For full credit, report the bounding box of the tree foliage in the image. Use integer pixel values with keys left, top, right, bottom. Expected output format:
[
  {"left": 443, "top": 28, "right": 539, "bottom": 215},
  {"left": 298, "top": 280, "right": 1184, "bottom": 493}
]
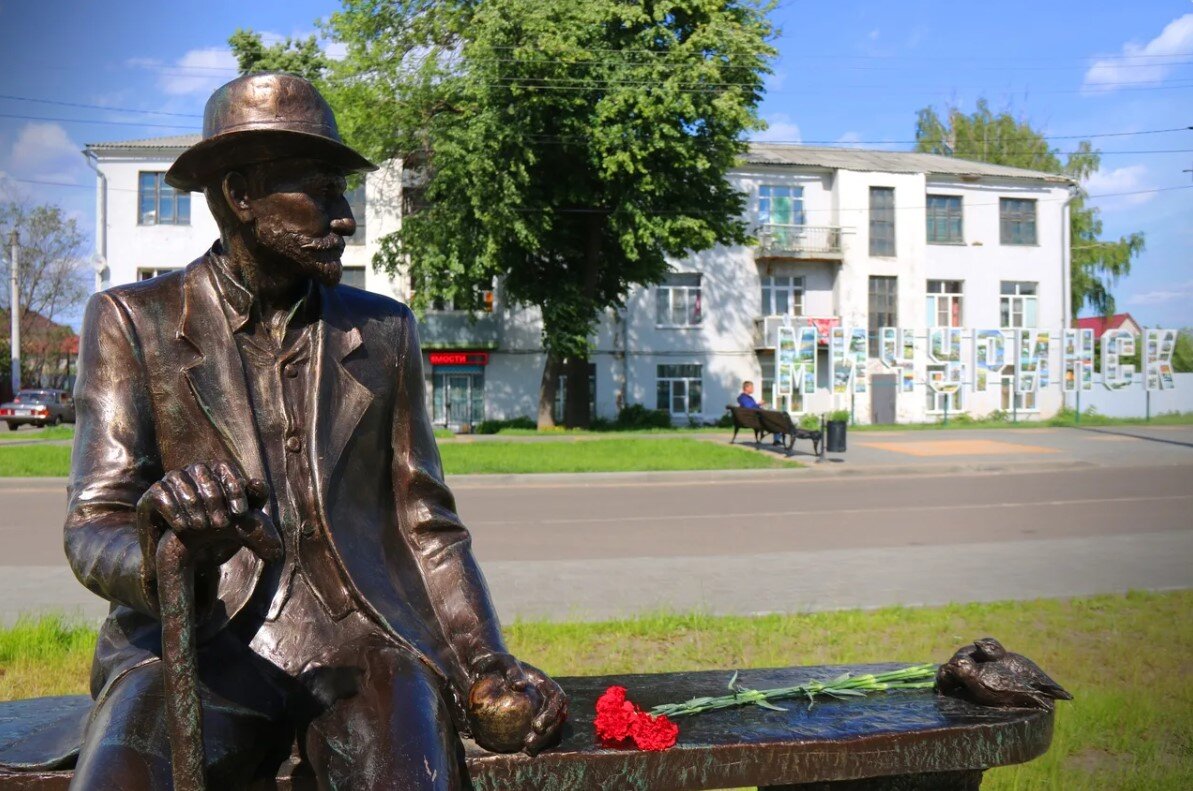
[
  {"left": 228, "top": 29, "right": 331, "bottom": 82},
  {"left": 915, "top": 100, "right": 1144, "bottom": 319},
  {"left": 0, "top": 201, "right": 89, "bottom": 387},
  {"left": 319, "top": 0, "right": 775, "bottom": 426}
]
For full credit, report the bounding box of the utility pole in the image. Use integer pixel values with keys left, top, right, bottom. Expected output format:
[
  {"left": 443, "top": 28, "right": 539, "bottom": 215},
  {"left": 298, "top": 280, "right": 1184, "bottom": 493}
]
[{"left": 8, "top": 230, "right": 19, "bottom": 396}]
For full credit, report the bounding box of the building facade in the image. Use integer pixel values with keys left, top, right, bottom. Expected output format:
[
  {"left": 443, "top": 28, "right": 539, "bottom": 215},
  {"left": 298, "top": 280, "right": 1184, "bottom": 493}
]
[{"left": 83, "top": 137, "right": 1073, "bottom": 427}]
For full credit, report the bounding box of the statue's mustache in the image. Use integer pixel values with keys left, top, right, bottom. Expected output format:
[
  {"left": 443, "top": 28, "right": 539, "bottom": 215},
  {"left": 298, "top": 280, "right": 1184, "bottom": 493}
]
[{"left": 299, "top": 232, "right": 346, "bottom": 254}]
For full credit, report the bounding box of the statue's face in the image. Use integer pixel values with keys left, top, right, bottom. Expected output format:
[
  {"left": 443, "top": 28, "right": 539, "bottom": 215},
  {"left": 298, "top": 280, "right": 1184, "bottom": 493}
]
[{"left": 244, "top": 157, "right": 356, "bottom": 287}]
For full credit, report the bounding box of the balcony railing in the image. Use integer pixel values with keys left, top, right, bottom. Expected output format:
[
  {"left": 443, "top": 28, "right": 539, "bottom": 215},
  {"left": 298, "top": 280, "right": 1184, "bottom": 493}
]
[
  {"left": 755, "top": 224, "right": 843, "bottom": 261},
  {"left": 416, "top": 312, "right": 501, "bottom": 350}
]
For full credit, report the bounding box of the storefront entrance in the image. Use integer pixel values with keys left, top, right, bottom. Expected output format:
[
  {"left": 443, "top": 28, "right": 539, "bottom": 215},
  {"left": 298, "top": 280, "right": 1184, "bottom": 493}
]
[{"left": 428, "top": 351, "right": 490, "bottom": 429}]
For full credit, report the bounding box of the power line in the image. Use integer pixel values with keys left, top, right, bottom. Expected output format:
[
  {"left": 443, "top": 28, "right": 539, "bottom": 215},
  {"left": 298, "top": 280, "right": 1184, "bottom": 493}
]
[
  {"left": 0, "top": 94, "right": 202, "bottom": 119},
  {"left": 0, "top": 112, "right": 198, "bottom": 130}
]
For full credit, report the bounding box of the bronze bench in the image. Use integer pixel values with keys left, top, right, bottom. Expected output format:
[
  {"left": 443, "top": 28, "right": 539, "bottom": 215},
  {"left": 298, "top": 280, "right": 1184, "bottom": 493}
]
[{"left": 1, "top": 663, "right": 1051, "bottom": 790}]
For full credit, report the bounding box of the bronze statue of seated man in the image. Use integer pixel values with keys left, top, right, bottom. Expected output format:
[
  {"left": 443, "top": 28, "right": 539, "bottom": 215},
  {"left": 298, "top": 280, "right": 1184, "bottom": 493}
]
[{"left": 65, "top": 72, "right": 566, "bottom": 790}]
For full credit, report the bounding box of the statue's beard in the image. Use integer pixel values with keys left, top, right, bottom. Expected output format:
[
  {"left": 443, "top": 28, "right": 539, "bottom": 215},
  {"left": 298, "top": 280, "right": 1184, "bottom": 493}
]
[{"left": 252, "top": 222, "right": 345, "bottom": 288}]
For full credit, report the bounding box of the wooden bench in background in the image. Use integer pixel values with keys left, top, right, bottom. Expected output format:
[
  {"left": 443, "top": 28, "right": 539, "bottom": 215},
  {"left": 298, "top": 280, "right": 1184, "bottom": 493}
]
[
  {"left": 726, "top": 406, "right": 822, "bottom": 457},
  {"left": 1, "top": 664, "right": 1052, "bottom": 790}
]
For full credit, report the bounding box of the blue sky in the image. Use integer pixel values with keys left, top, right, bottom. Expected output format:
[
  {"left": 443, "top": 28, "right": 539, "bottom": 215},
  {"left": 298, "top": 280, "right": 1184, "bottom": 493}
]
[{"left": 0, "top": 0, "right": 1190, "bottom": 328}]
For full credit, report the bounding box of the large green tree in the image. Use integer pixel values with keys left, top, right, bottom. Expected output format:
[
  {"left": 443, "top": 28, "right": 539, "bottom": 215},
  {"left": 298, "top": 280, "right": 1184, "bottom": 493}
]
[
  {"left": 915, "top": 100, "right": 1144, "bottom": 320},
  {"left": 228, "top": 29, "right": 330, "bottom": 82},
  {"left": 314, "top": 0, "right": 775, "bottom": 427}
]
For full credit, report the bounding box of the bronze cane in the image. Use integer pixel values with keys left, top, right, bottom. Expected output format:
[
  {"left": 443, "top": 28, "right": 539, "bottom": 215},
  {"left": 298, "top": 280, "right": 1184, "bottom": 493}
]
[{"left": 157, "top": 531, "right": 205, "bottom": 791}]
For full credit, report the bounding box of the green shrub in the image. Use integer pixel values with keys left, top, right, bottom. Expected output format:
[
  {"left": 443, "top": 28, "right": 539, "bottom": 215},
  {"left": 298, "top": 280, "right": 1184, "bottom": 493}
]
[
  {"left": 827, "top": 409, "right": 851, "bottom": 423},
  {"left": 613, "top": 404, "right": 674, "bottom": 430},
  {"left": 714, "top": 412, "right": 735, "bottom": 428},
  {"left": 798, "top": 413, "right": 822, "bottom": 430},
  {"left": 476, "top": 416, "right": 538, "bottom": 434}
]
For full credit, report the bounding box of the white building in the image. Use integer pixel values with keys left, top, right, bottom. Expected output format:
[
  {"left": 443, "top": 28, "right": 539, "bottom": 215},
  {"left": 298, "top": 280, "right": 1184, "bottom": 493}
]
[{"left": 83, "top": 137, "right": 1074, "bottom": 427}]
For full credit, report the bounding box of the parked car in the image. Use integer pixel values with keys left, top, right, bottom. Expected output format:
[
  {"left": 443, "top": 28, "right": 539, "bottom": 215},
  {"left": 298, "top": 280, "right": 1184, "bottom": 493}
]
[{"left": 0, "top": 388, "right": 76, "bottom": 430}]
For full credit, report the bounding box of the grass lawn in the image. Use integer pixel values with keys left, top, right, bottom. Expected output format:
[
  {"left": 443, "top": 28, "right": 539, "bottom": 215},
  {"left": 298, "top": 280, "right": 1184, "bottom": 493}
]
[
  {"left": 0, "top": 425, "right": 75, "bottom": 442},
  {"left": 3, "top": 591, "right": 1188, "bottom": 789},
  {"left": 438, "top": 437, "right": 787, "bottom": 473},
  {"left": 0, "top": 444, "right": 72, "bottom": 476}
]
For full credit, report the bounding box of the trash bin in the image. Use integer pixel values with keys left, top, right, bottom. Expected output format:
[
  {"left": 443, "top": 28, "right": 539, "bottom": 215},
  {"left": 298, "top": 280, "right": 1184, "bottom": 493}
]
[{"left": 825, "top": 420, "right": 847, "bottom": 453}]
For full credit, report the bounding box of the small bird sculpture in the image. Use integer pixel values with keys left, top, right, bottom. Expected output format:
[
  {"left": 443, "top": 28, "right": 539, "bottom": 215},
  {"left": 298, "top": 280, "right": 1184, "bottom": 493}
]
[{"left": 936, "top": 636, "right": 1072, "bottom": 711}]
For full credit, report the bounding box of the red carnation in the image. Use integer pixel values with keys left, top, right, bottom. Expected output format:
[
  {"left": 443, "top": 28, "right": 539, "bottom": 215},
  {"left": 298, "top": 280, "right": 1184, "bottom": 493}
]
[
  {"left": 593, "top": 685, "right": 679, "bottom": 750},
  {"left": 629, "top": 711, "right": 679, "bottom": 751}
]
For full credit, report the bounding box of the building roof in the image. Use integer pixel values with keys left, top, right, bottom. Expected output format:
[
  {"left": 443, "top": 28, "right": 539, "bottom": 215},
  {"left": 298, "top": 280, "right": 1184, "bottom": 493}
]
[
  {"left": 1075, "top": 313, "right": 1141, "bottom": 336},
  {"left": 743, "top": 143, "right": 1075, "bottom": 184},
  {"left": 84, "top": 134, "right": 1072, "bottom": 184},
  {"left": 85, "top": 134, "right": 201, "bottom": 152}
]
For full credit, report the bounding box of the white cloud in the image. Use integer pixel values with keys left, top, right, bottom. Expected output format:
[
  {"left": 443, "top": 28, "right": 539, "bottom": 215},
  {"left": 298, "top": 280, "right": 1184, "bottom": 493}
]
[
  {"left": 752, "top": 113, "right": 801, "bottom": 143},
  {"left": 10, "top": 123, "right": 80, "bottom": 175},
  {"left": 1083, "top": 13, "right": 1193, "bottom": 93},
  {"left": 325, "top": 41, "right": 348, "bottom": 62},
  {"left": 157, "top": 48, "right": 239, "bottom": 96},
  {"left": 868, "top": 29, "right": 880, "bottom": 41},
  {"left": 1083, "top": 164, "right": 1155, "bottom": 206},
  {"left": 1127, "top": 279, "right": 1193, "bottom": 306}
]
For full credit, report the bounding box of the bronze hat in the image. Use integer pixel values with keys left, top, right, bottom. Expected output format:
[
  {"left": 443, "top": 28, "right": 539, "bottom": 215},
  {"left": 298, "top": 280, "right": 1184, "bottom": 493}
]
[{"left": 165, "top": 72, "right": 377, "bottom": 192}]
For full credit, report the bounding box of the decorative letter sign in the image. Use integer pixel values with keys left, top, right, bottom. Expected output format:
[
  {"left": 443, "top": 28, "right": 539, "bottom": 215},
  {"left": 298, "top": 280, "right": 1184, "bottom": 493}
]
[
  {"left": 927, "top": 328, "right": 964, "bottom": 395},
  {"left": 830, "top": 327, "right": 868, "bottom": 395},
  {"left": 972, "top": 329, "right": 1007, "bottom": 393},
  {"left": 1062, "top": 329, "right": 1094, "bottom": 392},
  {"left": 776, "top": 324, "right": 818, "bottom": 399},
  {"left": 1145, "top": 329, "right": 1177, "bottom": 391},
  {"left": 1016, "top": 330, "right": 1052, "bottom": 393},
  {"left": 879, "top": 327, "right": 916, "bottom": 393},
  {"left": 1101, "top": 329, "right": 1136, "bottom": 390}
]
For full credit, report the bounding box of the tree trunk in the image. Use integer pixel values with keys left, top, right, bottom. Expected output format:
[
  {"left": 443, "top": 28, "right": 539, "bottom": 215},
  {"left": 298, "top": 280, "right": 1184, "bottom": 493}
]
[
  {"left": 537, "top": 351, "right": 562, "bottom": 430},
  {"left": 563, "top": 354, "right": 590, "bottom": 428},
  {"left": 562, "top": 215, "right": 602, "bottom": 429}
]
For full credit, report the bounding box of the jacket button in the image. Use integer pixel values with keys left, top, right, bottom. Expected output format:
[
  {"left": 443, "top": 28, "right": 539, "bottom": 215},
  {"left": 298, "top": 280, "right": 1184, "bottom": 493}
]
[{"left": 285, "top": 435, "right": 302, "bottom": 452}]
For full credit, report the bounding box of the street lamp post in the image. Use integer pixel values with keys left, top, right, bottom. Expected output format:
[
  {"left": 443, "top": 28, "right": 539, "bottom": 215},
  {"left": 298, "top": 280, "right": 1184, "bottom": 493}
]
[{"left": 8, "top": 230, "right": 18, "bottom": 395}]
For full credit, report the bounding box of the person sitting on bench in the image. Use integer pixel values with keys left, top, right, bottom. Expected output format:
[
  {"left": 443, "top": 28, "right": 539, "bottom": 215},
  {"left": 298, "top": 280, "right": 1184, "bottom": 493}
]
[{"left": 736, "top": 381, "right": 783, "bottom": 446}]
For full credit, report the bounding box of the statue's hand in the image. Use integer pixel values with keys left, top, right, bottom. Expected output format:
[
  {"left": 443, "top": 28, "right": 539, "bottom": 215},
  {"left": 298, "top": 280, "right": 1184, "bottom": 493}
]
[
  {"left": 136, "top": 461, "right": 283, "bottom": 573},
  {"left": 466, "top": 652, "right": 568, "bottom": 756}
]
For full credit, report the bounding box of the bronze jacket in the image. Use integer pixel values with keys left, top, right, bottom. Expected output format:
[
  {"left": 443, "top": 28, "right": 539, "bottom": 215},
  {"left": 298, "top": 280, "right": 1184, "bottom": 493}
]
[{"left": 65, "top": 251, "right": 504, "bottom": 705}]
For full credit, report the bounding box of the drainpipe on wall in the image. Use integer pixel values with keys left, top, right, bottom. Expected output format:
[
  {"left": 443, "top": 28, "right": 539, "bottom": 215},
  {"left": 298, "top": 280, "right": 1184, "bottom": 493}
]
[
  {"left": 83, "top": 149, "right": 108, "bottom": 291},
  {"left": 1062, "top": 184, "right": 1078, "bottom": 412}
]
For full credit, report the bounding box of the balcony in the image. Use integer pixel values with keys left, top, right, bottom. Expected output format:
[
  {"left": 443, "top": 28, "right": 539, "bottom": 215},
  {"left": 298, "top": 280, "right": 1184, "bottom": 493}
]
[
  {"left": 755, "top": 224, "right": 843, "bottom": 262},
  {"left": 416, "top": 312, "right": 501, "bottom": 350}
]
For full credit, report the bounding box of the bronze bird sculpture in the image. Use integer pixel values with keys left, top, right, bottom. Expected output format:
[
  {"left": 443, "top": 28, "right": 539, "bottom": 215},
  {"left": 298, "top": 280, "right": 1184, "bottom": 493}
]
[{"left": 936, "top": 637, "right": 1072, "bottom": 710}]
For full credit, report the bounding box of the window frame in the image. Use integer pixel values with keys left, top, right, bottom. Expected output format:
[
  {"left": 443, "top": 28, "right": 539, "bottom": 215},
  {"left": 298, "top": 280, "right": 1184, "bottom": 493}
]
[
  {"left": 925, "top": 194, "right": 963, "bottom": 244},
  {"left": 999, "top": 281, "right": 1039, "bottom": 329},
  {"left": 869, "top": 186, "right": 896, "bottom": 256},
  {"left": 656, "top": 363, "right": 703, "bottom": 416},
  {"left": 925, "top": 280, "right": 964, "bottom": 328},
  {"left": 137, "top": 171, "right": 190, "bottom": 226},
  {"left": 867, "top": 275, "right": 898, "bottom": 357},
  {"left": 655, "top": 272, "right": 703, "bottom": 328},
  {"left": 760, "top": 274, "right": 806, "bottom": 317},
  {"left": 999, "top": 198, "right": 1038, "bottom": 246},
  {"left": 757, "top": 184, "right": 806, "bottom": 228}
]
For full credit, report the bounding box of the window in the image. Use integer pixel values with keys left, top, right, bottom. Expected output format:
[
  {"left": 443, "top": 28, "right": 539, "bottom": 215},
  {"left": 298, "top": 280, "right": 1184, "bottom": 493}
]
[
  {"left": 137, "top": 267, "right": 181, "bottom": 281},
  {"left": 869, "top": 187, "right": 895, "bottom": 256},
  {"left": 925, "top": 280, "right": 963, "bottom": 327},
  {"left": 431, "top": 369, "right": 485, "bottom": 426},
  {"left": 999, "top": 281, "right": 1038, "bottom": 328},
  {"left": 656, "top": 364, "right": 702, "bottom": 416},
  {"left": 758, "top": 185, "right": 805, "bottom": 227},
  {"left": 655, "top": 272, "right": 702, "bottom": 327},
  {"left": 1000, "top": 198, "right": 1037, "bottom": 245},
  {"left": 345, "top": 183, "right": 366, "bottom": 245},
  {"left": 760, "top": 275, "right": 805, "bottom": 317},
  {"left": 138, "top": 172, "right": 190, "bottom": 225},
  {"left": 926, "top": 195, "right": 963, "bottom": 244},
  {"left": 340, "top": 266, "right": 366, "bottom": 289},
  {"left": 411, "top": 274, "right": 495, "bottom": 312},
  {"left": 760, "top": 357, "right": 802, "bottom": 412},
  {"left": 868, "top": 276, "right": 897, "bottom": 357}
]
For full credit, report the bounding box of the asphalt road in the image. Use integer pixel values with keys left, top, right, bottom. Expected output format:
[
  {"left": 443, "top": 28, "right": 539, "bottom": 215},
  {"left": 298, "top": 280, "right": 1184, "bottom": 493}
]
[{"left": 3, "top": 462, "right": 1190, "bottom": 624}]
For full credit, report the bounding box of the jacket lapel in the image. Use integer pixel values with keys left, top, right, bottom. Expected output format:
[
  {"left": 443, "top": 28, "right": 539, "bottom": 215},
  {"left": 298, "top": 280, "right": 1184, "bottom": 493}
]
[
  {"left": 311, "top": 285, "right": 374, "bottom": 504},
  {"left": 177, "top": 257, "right": 266, "bottom": 483}
]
